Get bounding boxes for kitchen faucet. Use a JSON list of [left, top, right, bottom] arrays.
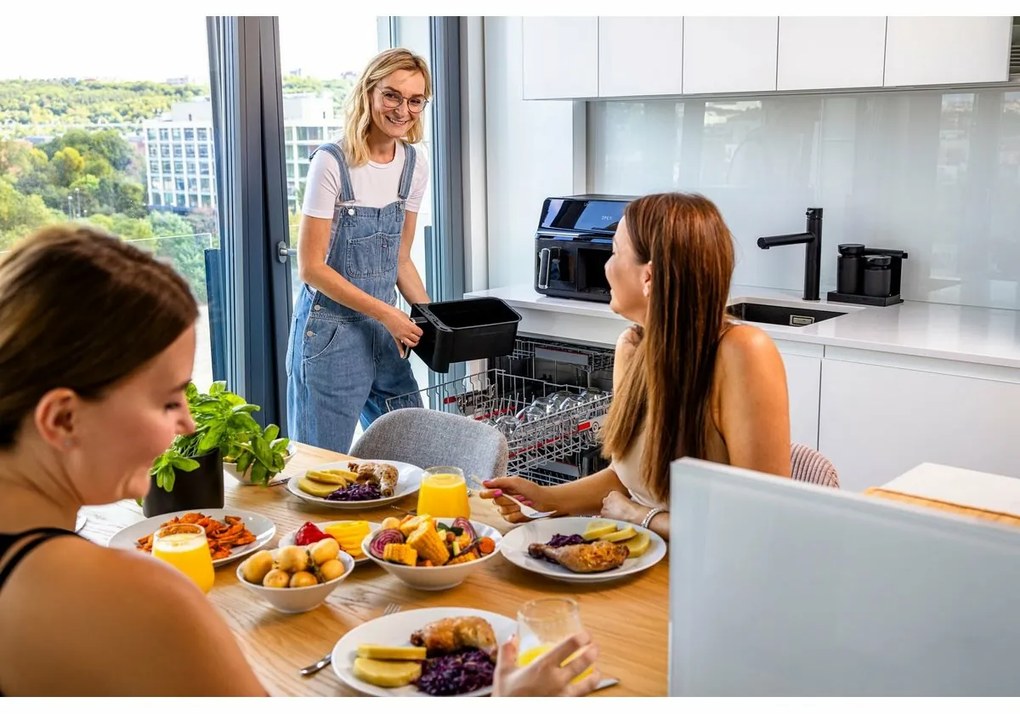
[[757, 207, 823, 301]]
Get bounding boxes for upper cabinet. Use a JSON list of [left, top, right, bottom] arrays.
[[884, 17, 1012, 87], [597, 17, 684, 98], [777, 17, 887, 90], [521, 16, 1016, 100], [521, 17, 598, 100], [682, 17, 779, 94]]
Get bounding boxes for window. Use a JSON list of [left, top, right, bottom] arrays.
[[197, 127, 208, 141], [0, 18, 219, 389], [185, 144, 195, 158], [174, 161, 184, 173], [198, 144, 209, 158]]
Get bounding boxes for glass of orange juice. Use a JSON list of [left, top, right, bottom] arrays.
[[151, 522, 215, 594], [516, 597, 593, 682], [416, 466, 470, 518]]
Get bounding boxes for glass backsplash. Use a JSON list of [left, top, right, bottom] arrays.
[[590, 88, 1020, 310]]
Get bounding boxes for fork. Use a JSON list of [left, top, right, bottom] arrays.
[[299, 603, 402, 676], [466, 474, 557, 520]]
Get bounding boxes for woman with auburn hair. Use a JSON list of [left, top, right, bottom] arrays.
[[482, 193, 791, 540], [0, 225, 597, 697], [286, 47, 433, 453]]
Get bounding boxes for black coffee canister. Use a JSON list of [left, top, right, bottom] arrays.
[[836, 244, 866, 294], [863, 254, 893, 297]]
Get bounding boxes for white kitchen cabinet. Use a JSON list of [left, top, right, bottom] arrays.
[[774, 340, 822, 450], [777, 17, 886, 90], [818, 351, 1020, 493], [884, 17, 1012, 87], [682, 17, 779, 95], [598, 17, 685, 97], [521, 17, 598, 99]]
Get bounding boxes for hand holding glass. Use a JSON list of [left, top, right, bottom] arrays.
[[151, 522, 215, 594], [516, 597, 594, 682]]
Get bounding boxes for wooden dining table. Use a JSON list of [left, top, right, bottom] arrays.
[[80, 441, 669, 696]]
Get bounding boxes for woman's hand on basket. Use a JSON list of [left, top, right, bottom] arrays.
[[481, 476, 553, 524], [381, 306, 422, 356]]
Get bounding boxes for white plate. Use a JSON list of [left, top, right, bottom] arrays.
[[331, 606, 515, 697], [285, 459, 423, 510], [279, 520, 382, 565], [107, 508, 276, 568], [499, 517, 667, 584]]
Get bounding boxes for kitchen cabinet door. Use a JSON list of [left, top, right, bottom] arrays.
[[682, 17, 779, 94], [884, 17, 1012, 87], [522, 17, 599, 99], [598, 17, 684, 97], [777, 17, 886, 90], [775, 340, 822, 450], [819, 356, 1020, 493]]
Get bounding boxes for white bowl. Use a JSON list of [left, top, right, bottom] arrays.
[[361, 518, 502, 591], [224, 442, 297, 485], [235, 550, 355, 613]]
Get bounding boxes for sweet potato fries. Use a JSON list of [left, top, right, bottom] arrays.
[[135, 512, 256, 560]]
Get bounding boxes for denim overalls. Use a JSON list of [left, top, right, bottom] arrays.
[[286, 141, 423, 453]]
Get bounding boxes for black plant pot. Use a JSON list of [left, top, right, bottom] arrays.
[[142, 450, 225, 518]]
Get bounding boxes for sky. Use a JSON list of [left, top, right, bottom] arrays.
[[0, 12, 381, 82]]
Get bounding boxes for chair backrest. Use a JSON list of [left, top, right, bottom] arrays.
[[669, 457, 1020, 695], [791, 442, 839, 488], [349, 408, 509, 479]]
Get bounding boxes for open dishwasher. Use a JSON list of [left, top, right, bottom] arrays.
[[386, 336, 615, 485]]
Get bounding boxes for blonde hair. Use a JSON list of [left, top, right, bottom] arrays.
[[343, 47, 432, 167]]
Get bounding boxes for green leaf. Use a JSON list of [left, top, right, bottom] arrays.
[[236, 449, 254, 474], [249, 462, 269, 486], [264, 424, 280, 442], [251, 436, 273, 465]]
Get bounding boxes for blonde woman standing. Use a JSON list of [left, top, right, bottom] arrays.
[[287, 48, 432, 452]]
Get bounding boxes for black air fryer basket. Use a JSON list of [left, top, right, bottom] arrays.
[[409, 297, 522, 372]]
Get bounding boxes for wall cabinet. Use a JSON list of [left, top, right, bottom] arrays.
[[522, 16, 1014, 100], [598, 17, 684, 98], [521, 17, 598, 100], [777, 17, 886, 90], [884, 17, 1012, 87], [818, 351, 1020, 492], [682, 17, 779, 94]]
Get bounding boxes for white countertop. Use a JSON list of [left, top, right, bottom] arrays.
[[466, 283, 1020, 370]]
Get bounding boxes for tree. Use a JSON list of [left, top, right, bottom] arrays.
[[151, 210, 210, 303], [0, 178, 58, 250], [50, 147, 84, 187]]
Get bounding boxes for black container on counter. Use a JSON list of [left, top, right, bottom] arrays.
[[863, 255, 893, 297], [836, 243, 866, 295]]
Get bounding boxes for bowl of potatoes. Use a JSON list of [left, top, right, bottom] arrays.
[[236, 539, 355, 614]]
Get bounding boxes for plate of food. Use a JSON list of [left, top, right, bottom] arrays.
[[285, 459, 423, 510], [107, 508, 276, 568], [498, 517, 666, 584], [332, 606, 515, 697], [278, 519, 382, 564]]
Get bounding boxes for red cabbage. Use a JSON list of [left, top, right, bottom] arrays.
[[325, 482, 381, 501], [368, 528, 405, 559], [415, 648, 494, 696], [547, 533, 587, 548]]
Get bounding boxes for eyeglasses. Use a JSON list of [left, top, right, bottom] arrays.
[[377, 87, 428, 114]]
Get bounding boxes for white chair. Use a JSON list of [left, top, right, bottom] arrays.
[[350, 408, 509, 480], [790, 442, 839, 488]]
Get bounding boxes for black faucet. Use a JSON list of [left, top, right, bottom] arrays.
[[757, 207, 823, 301]]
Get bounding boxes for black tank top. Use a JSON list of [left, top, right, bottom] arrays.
[[0, 527, 79, 696]]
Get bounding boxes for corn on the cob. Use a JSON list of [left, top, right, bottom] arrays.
[[382, 543, 418, 567], [406, 524, 450, 565], [448, 551, 478, 565]]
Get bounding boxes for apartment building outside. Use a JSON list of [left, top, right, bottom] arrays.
[[142, 93, 342, 213]]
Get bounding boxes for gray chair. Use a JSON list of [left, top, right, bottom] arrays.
[[790, 442, 840, 488], [349, 408, 509, 479]]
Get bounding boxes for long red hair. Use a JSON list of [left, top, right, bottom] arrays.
[[601, 193, 735, 503]]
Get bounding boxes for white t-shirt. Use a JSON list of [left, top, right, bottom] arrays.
[[301, 141, 429, 217]]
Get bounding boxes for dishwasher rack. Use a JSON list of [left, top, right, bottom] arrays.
[[385, 368, 613, 480]]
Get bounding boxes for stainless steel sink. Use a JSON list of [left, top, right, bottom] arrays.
[[726, 300, 848, 328]]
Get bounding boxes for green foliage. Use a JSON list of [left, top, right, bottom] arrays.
[[0, 177, 61, 249], [150, 382, 290, 492], [0, 79, 203, 133]]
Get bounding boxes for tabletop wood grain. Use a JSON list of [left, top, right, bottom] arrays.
[[81, 442, 669, 696]]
